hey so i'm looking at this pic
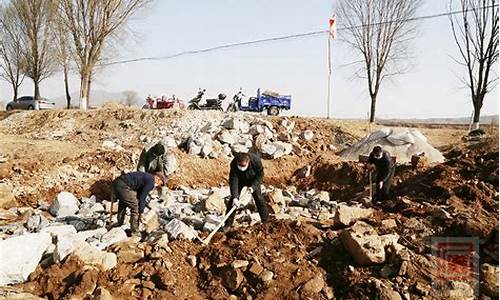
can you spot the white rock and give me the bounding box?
[70,240,117,271]
[223,118,250,133]
[93,228,128,250]
[272,142,293,159]
[218,130,238,145]
[0,232,52,285]
[205,191,226,214]
[261,143,277,157]
[164,219,197,240]
[334,204,373,227]
[164,153,177,175]
[102,140,124,151]
[249,124,265,135]
[340,221,401,265]
[301,130,314,141]
[49,192,80,217]
[76,228,108,241]
[232,144,249,153]
[41,224,77,239]
[201,142,213,158]
[54,233,84,262]
[187,138,202,155]
[90,203,105,213]
[25,214,49,232]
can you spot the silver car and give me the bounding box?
[5,96,55,110]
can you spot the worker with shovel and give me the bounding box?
[223,152,269,231]
[367,146,394,203]
[111,171,165,236]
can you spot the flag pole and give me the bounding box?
[327,34,332,119]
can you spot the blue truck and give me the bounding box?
[226,88,291,116]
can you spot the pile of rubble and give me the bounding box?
[340,127,445,163]
[142,112,318,160]
[0,184,345,285]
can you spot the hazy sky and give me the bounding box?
[0,0,498,119]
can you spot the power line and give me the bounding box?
[100,4,499,67]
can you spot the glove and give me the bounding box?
[232,198,241,208]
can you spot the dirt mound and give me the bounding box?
[293,156,367,200]
[20,220,330,300]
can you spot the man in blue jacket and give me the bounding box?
[112,171,165,236]
[224,152,269,231]
[367,146,395,203]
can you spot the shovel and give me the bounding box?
[202,187,250,245]
[368,170,373,201]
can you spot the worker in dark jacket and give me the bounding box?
[112,171,165,236]
[367,146,395,203]
[224,152,269,230]
[137,142,169,177]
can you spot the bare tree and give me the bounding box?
[52,19,72,109]
[58,0,151,110]
[122,90,138,106]
[0,4,25,101]
[12,0,57,99]
[449,0,499,131]
[337,0,421,123]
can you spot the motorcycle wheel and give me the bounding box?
[141,104,149,109]
[187,104,197,110]
[226,104,237,112]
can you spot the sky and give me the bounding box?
[0,0,498,119]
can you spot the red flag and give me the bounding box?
[329,14,336,39]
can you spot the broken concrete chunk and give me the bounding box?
[49,192,80,217]
[41,224,77,239]
[381,219,397,229]
[93,227,128,250]
[334,204,373,227]
[231,260,249,269]
[76,228,108,241]
[164,219,197,240]
[302,273,325,295]
[0,232,52,285]
[204,191,226,214]
[70,240,117,271]
[221,267,244,291]
[260,270,274,284]
[340,221,401,265]
[25,214,49,232]
[301,130,314,141]
[53,233,84,262]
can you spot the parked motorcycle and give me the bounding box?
[226,89,245,112]
[187,89,225,111]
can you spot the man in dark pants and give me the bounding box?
[112,171,165,236]
[367,146,395,203]
[224,153,269,231]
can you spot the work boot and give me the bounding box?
[130,217,140,237]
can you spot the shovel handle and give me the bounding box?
[202,187,250,245]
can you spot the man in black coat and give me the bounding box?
[367,146,395,203]
[224,152,269,230]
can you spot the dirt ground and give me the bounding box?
[0,107,498,299]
